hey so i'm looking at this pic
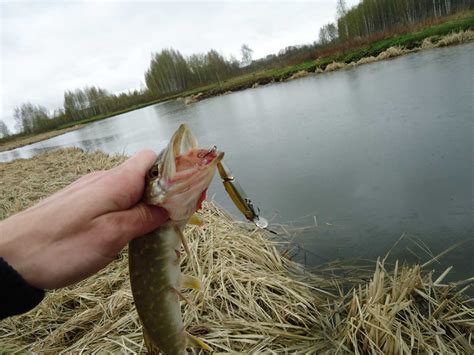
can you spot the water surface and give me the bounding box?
[2,43,473,279]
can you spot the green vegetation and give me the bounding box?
[145,48,241,96]
[318,15,474,66]
[171,16,474,100]
[336,0,472,41]
[1,2,473,148]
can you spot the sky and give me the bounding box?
[0,0,359,130]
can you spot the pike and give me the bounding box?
[129,124,221,354]
[129,124,267,354]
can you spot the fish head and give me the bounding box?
[144,124,224,221]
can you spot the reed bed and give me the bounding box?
[422,29,474,49]
[436,29,474,47]
[376,46,410,60]
[1,148,472,353]
[325,62,347,72]
[287,70,309,81]
[351,56,377,66]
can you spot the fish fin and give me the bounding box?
[185,331,213,352]
[142,325,161,354]
[188,213,203,226]
[172,287,192,305]
[174,225,190,255]
[180,274,201,290]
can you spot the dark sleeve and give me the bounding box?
[0,257,45,319]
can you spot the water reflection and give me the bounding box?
[74,134,121,151]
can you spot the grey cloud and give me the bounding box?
[1,0,359,130]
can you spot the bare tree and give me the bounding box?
[326,23,338,42]
[336,0,469,40]
[0,120,10,138]
[337,0,349,40]
[241,44,253,66]
[319,26,330,45]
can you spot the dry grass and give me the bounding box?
[324,46,410,72]
[325,62,347,72]
[436,29,474,47]
[0,126,85,153]
[421,29,474,49]
[376,46,410,60]
[355,56,378,66]
[322,30,474,76]
[421,37,437,49]
[287,70,309,81]
[1,148,472,353]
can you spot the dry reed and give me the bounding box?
[1,148,472,353]
[421,29,474,49]
[355,56,378,66]
[376,46,410,60]
[436,29,474,47]
[421,37,437,49]
[325,62,347,72]
[287,70,309,81]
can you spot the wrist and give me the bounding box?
[0,214,41,289]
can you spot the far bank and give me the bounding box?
[1,16,473,153]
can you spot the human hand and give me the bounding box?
[0,150,168,290]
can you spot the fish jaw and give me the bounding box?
[144,124,224,220]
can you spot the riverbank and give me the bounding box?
[1,16,472,153]
[0,149,472,352]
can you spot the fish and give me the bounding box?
[129,124,223,354]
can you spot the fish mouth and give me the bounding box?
[145,124,224,214]
[161,124,224,181]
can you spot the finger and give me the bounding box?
[106,203,169,246]
[117,149,157,178]
[88,151,158,212]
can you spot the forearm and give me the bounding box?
[0,211,46,289]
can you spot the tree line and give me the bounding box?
[6,87,156,136]
[336,0,473,41]
[3,46,249,138]
[145,48,241,96]
[246,0,471,73]
[2,0,471,139]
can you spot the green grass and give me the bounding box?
[322,16,474,65]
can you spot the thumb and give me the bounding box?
[117,149,157,178]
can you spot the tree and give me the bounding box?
[145,47,241,95]
[337,0,349,41]
[0,120,10,138]
[335,0,472,41]
[241,44,253,66]
[326,23,338,42]
[319,23,337,45]
[13,102,50,134]
[337,0,348,17]
[319,26,329,45]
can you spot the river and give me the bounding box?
[2,43,473,280]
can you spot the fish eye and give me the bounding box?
[148,166,159,179]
